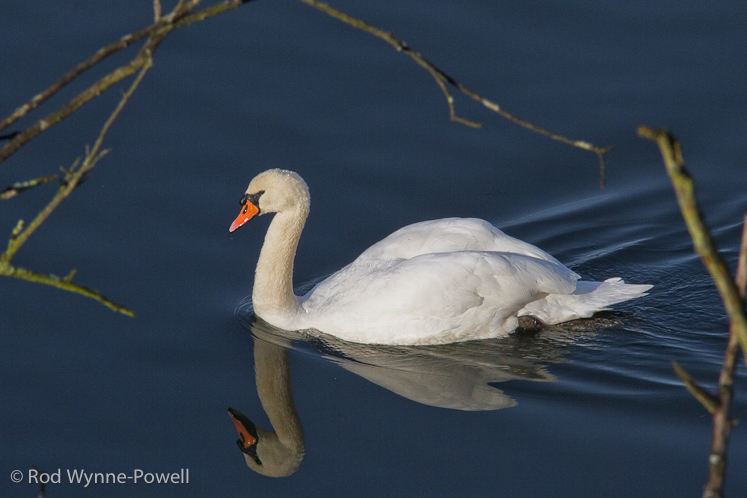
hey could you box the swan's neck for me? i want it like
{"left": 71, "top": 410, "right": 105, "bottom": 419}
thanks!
{"left": 248, "top": 336, "right": 304, "bottom": 477}
{"left": 254, "top": 339, "right": 304, "bottom": 452}
{"left": 252, "top": 206, "right": 307, "bottom": 321}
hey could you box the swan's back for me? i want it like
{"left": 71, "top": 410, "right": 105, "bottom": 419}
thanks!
{"left": 359, "top": 218, "right": 564, "bottom": 266}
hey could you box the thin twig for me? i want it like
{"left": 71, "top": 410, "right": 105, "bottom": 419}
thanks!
{"left": 671, "top": 361, "right": 719, "bottom": 414}
{"left": 0, "top": 0, "right": 256, "bottom": 314}
{"left": 1, "top": 264, "right": 134, "bottom": 317}
{"left": 0, "top": 57, "right": 153, "bottom": 316}
{"left": 0, "top": 0, "right": 252, "bottom": 164}
{"left": 0, "top": 9, "right": 178, "bottom": 135}
{"left": 639, "top": 126, "right": 747, "bottom": 498}
{"left": 638, "top": 126, "right": 747, "bottom": 360}
{"left": 154, "top": 0, "right": 163, "bottom": 22}
{"left": 297, "top": 0, "right": 614, "bottom": 184}
{"left": 702, "top": 219, "right": 746, "bottom": 498}
{"left": 2, "top": 58, "right": 152, "bottom": 263}
{"left": 736, "top": 215, "right": 747, "bottom": 294}
{"left": 0, "top": 175, "right": 57, "bottom": 200}
{"left": 5, "top": 52, "right": 150, "bottom": 254}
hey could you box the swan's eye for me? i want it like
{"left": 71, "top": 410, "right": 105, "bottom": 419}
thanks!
{"left": 240, "top": 190, "right": 265, "bottom": 213}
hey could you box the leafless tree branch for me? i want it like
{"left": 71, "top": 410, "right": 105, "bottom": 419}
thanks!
{"left": 298, "top": 0, "right": 614, "bottom": 186}
{"left": 639, "top": 126, "right": 746, "bottom": 498}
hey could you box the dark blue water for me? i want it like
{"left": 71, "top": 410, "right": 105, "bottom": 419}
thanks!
{"left": 2, "top": 1, "right": 746, "bottom": 496}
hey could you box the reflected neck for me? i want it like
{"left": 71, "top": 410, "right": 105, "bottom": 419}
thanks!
{"left": 246, "top": 336, "right": 304, "bottom": 477}
{"left": 255, "top": 339, "right": 304, "bottom": 451}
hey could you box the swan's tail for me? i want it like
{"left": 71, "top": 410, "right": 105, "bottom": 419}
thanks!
{"left": 518, "top": 277, "right": 652, "bottom": 325}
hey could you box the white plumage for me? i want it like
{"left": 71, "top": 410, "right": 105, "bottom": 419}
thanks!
{"left": 230, "top": 169, "right": 651, "bottom": 345}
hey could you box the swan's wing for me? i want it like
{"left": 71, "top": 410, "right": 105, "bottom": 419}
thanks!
{"left": 357, "top": 218, "right": 562, "bottom": 266}
{"left": 301, "top": 251, "right": 578, "bottom": 343}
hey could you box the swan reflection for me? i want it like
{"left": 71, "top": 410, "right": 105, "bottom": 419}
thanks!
{"left": 229, "top": 314, "right": 609, "bottom": 476}
{"left": 229, "top": 327, "right": 304, "bottom": 477}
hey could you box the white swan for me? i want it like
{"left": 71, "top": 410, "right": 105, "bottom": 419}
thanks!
{"left": 230, "top": 169, "right": 652, "bottom": 345}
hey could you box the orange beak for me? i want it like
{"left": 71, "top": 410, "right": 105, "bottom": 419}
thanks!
{"left": 229, "top": 201, "right": 259, "bottom": 233}
{"left": 228, "top": 408, "right": 258, "bottom": 449}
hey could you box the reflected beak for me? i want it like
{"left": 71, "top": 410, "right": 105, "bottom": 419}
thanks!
{"left": 228, "top": 407, "right": 258, "bottom": 449}
{"left": 229, "top": 201, "right": 259, "bottom": 232}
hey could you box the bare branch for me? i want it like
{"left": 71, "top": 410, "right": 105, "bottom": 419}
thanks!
{"left": 2, "top": 58, "right": 151, "bottom": 263}
{"left": 638, "top": 126, "right": 747, "bottom": 361}
{"left": 0, "top": 55, "right": 153, "bottom": 316}
{"left": 1, "top": 175, "right": 57, "bottom": 200}
{"left": 0, "top": 264, "right": 134, "bottom": 316}
{"left": 0, "top": 0, "right": 259, "bottom": 313}
{"left": 640, "top": 126, "right": 747, "bottom": 498}
{"left": 0, "top": 0, "right": 251, "bottom": 164}
{"left": 297, "top": 0, "right": 614, "bottom": 183}
{"left": 736, "top": 214, "right": 747, "bottom": 297}
{"left": 702, "top": 219, "right": 747, "bottom": 498}
{"left": 154, "top": 0, "right": 162, "bottom": 22}
{"left": 2, "top": 57, "right": 151, "bottom": 261}
{"left": 671, "top": 361, "right": 718, "bottom": 414}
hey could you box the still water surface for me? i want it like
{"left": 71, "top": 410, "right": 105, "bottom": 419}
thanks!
{"left": 1, "top": 1, "right": 746, "bottom": 496}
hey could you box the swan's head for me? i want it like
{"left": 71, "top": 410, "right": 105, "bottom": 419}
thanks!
{"left": 229, "top": 169, "right": 310, "bottom": 232}
{"left": 228, "top": 408, "right": 304, "bottom": 477}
